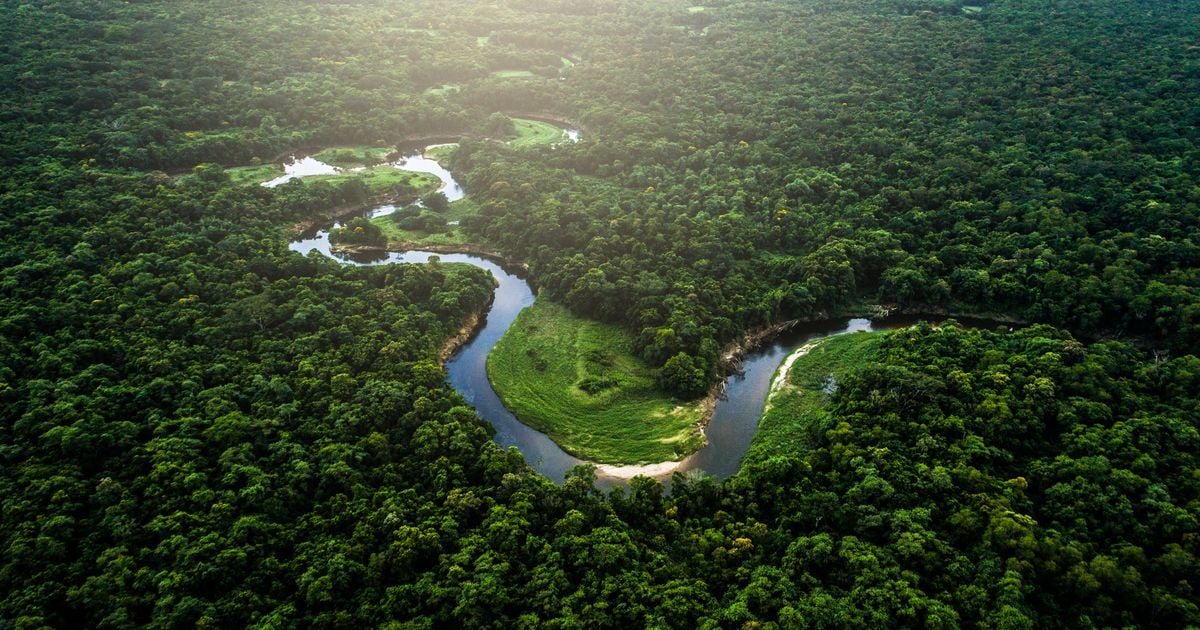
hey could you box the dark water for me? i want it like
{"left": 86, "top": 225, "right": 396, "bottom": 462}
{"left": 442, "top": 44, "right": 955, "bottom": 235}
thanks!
{"left": 673, "top": 318, "right": 876, "bottom": 481}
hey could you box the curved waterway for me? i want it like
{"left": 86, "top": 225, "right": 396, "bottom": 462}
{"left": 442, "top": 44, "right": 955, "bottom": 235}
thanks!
{"left": 288, "top": 149, "right": 464, "bottom": 262}
{"left": 288, "top": 137, "right": 970, "bottom": 489}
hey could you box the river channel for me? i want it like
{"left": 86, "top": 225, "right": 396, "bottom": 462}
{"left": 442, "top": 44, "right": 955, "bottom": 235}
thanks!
{"left": 287, "top": 139, "right": 970, "bottom": 489}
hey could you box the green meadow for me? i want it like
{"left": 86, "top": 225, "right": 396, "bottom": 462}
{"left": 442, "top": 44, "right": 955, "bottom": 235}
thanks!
{"left": 311, "top": 146, "right": 390, "bottom": 166}
{"left": 226, "top": 163, "right": 281, "bottom": 185}
{"left": 491, "top": 69, "right": 537, "bottom": 79}
{"left": 509, "top": 118, "right": 571, "bottom": 147}
{"left": 371, "top": 197, "right": 477, "bottom": 248}
{"left": 424, "top": 143, "right": 458, "bottom": 164}
{"left": 488, "top": 300, "right": 706, "bottom": 464}
{"left": 305, "top": 164, "right": 439, "bottom": 195}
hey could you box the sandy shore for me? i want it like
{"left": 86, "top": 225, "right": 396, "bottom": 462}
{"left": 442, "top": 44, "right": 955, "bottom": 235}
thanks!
{"left": 769, "top": 340, "right": 823, "bottom": 394}
{"left": 761, "top": 339, "right": 828, "bottom": 414}
{"left": 593, "top": 460, "right": 687, "bottom": 479}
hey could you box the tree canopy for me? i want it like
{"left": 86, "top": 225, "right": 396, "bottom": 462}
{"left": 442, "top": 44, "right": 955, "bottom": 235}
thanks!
{"left": 1, "top": 0, "right": 1197, "bottom": 626}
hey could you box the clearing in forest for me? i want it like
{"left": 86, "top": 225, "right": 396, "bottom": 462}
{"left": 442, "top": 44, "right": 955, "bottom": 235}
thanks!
{"left": 509, "top": 118, "right": 573, "bottom": 147}
{"left": 488, "top": 300, "right": 706, "bottom": 464}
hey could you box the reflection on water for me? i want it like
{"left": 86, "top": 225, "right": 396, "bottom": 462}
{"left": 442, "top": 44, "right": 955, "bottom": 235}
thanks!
{"left": 286, "top": 147, "right": 460, "bottom": 262}
{"left": 261, "top": 148, "right": 465, "bottom": 204}
{"left": 263, "top": 156, "right": 341, "bottom": 188}
{"left": 394, "top": 151, "right": 464, "bottom": 201}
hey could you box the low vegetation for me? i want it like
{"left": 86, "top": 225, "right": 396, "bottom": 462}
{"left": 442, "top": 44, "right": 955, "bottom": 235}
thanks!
{"left": 745, "top": 330, "right": 886, "bottom": 466}
{"left": 509, "top": 118, "right": 572, "bottom": 147}
{"left": 305, "top": 164, "right": 440, "bottom": 197}
{"left": 312, "top": 146, "right": 390, "bottom": 167}
{"left": 423, "top": 143, "right": 458, "bottom": 164}
{"left": 488, "top": 300, "right": 705, "bottom": 464}
{"left": 491, "top": 69, "right": 537, "bottom": 79}
{"left": 372, "top": 197, "right": 477, "bottom": 248}
{"left": 226, "top": 163, "right": 282, "bottom": 185}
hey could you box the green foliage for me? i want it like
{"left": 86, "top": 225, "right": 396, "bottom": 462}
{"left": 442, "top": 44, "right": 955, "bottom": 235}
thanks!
{"left": 483, "top": 112, "right": 517, "bottom": 138}
{"left": 373, "top": 198, "right": 478, "bottom": 247}
{"left": 307, "top": 165, "right": 440, "bottom": 199}
{"left": 1, "top": 0, "right": 1199, "bottom": 627}
{"left": 421, "top": 191, "right": 450, "bottom": 213}
{"left": 508, "top": 118, "right": 571, "bottom": 147}
{"left": 227, "top": 163, "right": 283, "bottom": 185}
{"left": 423, "top": 143, "right": 459, "bottom": 165}
{"left": 749, "top": 330, "right": 887, "bottom": 465}
{"left": 658, "top": 352, "right": 708, "bottom": 399}
{"left": 488, "top": 300, "right": 705, "bottom": 464}
{"left": 312, "top": 146, "right": 389, "bottom": 167}
{"left": 329, "top": 216, "right": 386, "bottom": 247}
{"left": 736, "top": 323, "right": 1200, "bottom": 628}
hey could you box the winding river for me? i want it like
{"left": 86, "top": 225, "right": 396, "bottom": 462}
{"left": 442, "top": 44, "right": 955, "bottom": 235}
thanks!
{"left": 288, "top": 149, "right": 464, "bottom": 262}
{"left": 286, "top": 138, "right": 958, "bottom": 489}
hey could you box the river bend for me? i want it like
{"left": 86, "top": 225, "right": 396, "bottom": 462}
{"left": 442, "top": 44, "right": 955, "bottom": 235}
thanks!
{"left": 287, "top": 141, "right": 933, "bottom": 488}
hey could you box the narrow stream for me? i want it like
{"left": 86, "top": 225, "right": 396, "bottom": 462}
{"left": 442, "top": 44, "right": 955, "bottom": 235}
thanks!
{"left": 287, "top": 149, "right": 463, "bottom": 262}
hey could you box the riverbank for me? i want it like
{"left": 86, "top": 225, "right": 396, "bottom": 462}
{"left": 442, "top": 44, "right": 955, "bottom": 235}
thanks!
{"left": 330, "top": 241, "right": 534, "bottom": 281}
{"left": 440, "top": 291, "right": 496, "bottom": 365}
{"left": 743, "top": 330, "right": 886, "bottom": 467}
{"left": 715, "top": 304, "right": 1025, "bottom": 379}
{"left": 288, "top": 192, "right": 424, "bottom": 239}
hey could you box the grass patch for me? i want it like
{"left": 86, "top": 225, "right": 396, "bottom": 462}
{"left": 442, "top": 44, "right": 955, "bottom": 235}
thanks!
{"left": 424, "top": 143, "right": 458, "bottom": 164}
{"left": 227, "top": 164, "right": 281, "bottom": 185}
{"left": 488, "top": 300, "right": 705, "bottom": 464}
{"left": 476, "top": 36, "right": 490, "bottom": 46}
{"left": 374, "top": 218, "right": 471, "bottom": 247}
{"left": 687, "top": 6, "right": 707, "bottom": 13}
{"left": 424, "top": 83, "right": 462, "bottom": 96}
{"left": 307, "top": 166, "right": 440, "bottom": 196}
{"left": 509, "top": 118, "right": 570, "bottom": 147}
{"left": 492, "top": 69, "right": 537, "bottom": 79}
{"left": 371, "top": 197, "right": 478, "bottom": 247}
{"left": 744, "top": 330, "right": 887, "bottom": 467}
{"left": 560, "top": 56, "right": 575, "bottom": 69}
{"left": 312, "top": 146, "right": 391, "bottom": 167}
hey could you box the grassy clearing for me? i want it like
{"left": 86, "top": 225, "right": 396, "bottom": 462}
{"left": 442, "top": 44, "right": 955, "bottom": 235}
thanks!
{"left": 424, "top": 83, "right": 462, "bottom": 96}
{"left": 743, "top": 330, "right": 887, "bottom": 467}
{"left": 307, "top": 166, "right": 440, "bottom": 196}
{"left": 227, "top": 164, "right": 281, "bottom": 185}
{"left": 688, "top": 6, "right": 707, "bottom": 12}
{"left": 312, "top": 146, "right": 390, "bottom": 167}
{"left": 492, "top": 69, "right": 537, "bottom": 79}
{"left": 509, "top": 118, "right": 569, "bottom": 147}
{"left": 371, "top": 197, "right": 477, "bottom": 247}
{"left": 488, "top": 300, "right": 706, "bottom": 464}
{"left": 424, "top": 143, "right": 458, "bottom": 164}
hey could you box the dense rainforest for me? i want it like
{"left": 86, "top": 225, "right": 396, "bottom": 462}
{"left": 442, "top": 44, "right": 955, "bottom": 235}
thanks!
{"left": 1, "top": 0, "right": 1197, "bottom": 627}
